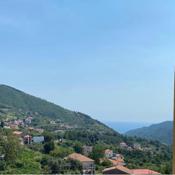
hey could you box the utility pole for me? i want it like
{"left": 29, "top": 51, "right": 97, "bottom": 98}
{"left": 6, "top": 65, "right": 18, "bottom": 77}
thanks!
{"left": 173, "top": 72, "right": 175, "bottom": 174}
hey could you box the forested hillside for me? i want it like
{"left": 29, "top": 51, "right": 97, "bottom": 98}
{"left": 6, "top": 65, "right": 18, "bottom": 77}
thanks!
{"left": 126, "top": 121, "right": 173, "bottom": 145}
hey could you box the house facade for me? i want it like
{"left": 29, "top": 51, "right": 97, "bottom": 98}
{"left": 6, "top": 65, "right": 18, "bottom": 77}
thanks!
{"left": 67, "top": 153, "right": 95, "bottom": 174}
{"left": 82, "top": 145, "right": 93, "bottom": 156}
{"left": 104, "top": 149, "right": 113, "bottom": 158}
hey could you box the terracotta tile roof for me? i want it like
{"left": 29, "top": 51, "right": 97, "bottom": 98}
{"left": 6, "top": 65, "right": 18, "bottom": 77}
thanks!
{"left": 109, "top": 159, "right": 124, "bottom": 165}
{"left": 105, "top": 149, "right": 113, "bottom": 153}
{"left": 68, "top": 153, "right": 94, "bottom": 162}
{"left": 13, "top": 131, "right": 22, "bottom": 135}
{"left": 132, "top": 169, "right": 160, "bottom": 174}
{"left": 103, "top": 165, "right": 132, "bottom": 174}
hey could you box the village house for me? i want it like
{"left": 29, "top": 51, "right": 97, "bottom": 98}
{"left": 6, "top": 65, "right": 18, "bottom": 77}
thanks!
{"left": 131, "top": 169, "right": 160, "bottom": 174}
{"left": 103, "top": 165, "right": 131, "bottom": 174}
{"left": 50, "top": 120, "right": 56, "bottom": 124}
{"left": 25, "top": 117, "right": 33, "bottom": 124}
{"left": 127, "top": 146, "right": 133, "bottom": 151}
{"left": 13, "top": 131, "right": 23, "bottom": 137}
{"left": 133, "top": 143, "right": 142, "bottom": 150}
{"left": 28, "top": 127, "right": 44, "bottom": 134}
{"left": 34, "top": 128, "right": 44, "bottom": 133}
{"left": 120, "top": 142, "right": 128, "bottom": 149}
{"left": 14, "top": 119, "right": 24, "bottom": 126}
{"left": 23, "top": 135, "right": 32, "bottom": 144}
{"left": 4, "top": 126, "right": 10, "bottom": 129}
{"left": 109, "top": 158, "right": 125, "bottom": 166}
{"left": 28, "top": 127, "right": 34, "bottom": 131}
{"left": 9, "top": 124, "right": 18, "bottom": 130}
{"left": 114, "top": 154, "right": 124, "bottom": 160}
{"left": 104, "top": 149, "right": 113, "bottom": 158}
{"left": 33, "top": 136, "right": 44, "bottom": 143}
{"left": 102, "top": 165, "right": 160, "bottom": 175}
{"left": 67, "top": 153, "right": 95, "bottom": 174}
{"left": 82, "top": 145, "right": 93, "bottom": 156}
{"left": 109, "top": 154, "right": 125, "bottom": 166}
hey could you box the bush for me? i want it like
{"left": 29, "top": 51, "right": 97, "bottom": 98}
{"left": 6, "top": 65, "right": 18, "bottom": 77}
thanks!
{"left": 44, "top": 141, "right": 55, "bottom": 154}
{"left": 50, "top": 146, "right": 73, "bottom": 158}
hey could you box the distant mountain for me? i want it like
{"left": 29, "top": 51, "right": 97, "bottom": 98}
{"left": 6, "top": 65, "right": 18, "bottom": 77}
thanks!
{"left": 125, "top": 121, "right": 173, "bottom": 145}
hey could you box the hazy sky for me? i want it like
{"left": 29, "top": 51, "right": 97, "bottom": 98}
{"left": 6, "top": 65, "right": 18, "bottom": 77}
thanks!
{"left": 0, "top": 0, "right": 175, "bottom": 123}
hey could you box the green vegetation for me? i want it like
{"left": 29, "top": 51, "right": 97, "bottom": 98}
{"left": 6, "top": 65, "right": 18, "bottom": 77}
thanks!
{"left": 0, "top": 85, "right": 116, "bottom": 134}
{"left": 0, "top": 127, "right": 172, "bottom": 174}
{"left": 0, "top": 85, "right": 172, "bottom": 174}
{"left": 64, "top": 128, "right": 122, "bottom": 145}
{"left": 0, "top": 128, "right": 41, "bottom": 174}
{"left": 89, "top": 144, "right": 105, "bottom": 163}
{"left": 126, "top": 121, "right": 173, "bottom": 145}
{"left": 117, "top": 147, "right": 172, "bottom": 174}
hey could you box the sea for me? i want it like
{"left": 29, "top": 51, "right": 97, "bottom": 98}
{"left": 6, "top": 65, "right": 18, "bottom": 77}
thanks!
{"left": 103, "top": 121, "right": 151, "bottom": 134}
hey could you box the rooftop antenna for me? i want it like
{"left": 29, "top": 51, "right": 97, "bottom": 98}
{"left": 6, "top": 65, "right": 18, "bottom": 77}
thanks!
{"left": 173, "top": 71, "right": 175, "bottom": 174}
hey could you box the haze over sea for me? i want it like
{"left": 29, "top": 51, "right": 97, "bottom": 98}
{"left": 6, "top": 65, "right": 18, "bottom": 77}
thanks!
{"left": 104, "top": 121, "right": 151, "bottom": 133}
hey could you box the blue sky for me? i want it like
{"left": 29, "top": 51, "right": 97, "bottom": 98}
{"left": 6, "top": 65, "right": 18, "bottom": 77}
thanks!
{"left": 0, "top": 0, "right": 175, "bottom": 123}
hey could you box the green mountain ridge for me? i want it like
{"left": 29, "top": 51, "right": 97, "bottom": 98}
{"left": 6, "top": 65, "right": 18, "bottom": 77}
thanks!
{"left": 0, "top": 84, "right": 122, "bottom": 143}
{"left": 125, "top": 121, "right": 173, "bottom": 145}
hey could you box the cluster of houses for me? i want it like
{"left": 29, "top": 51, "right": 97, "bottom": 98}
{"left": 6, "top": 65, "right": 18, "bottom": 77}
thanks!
{"left": 64, "top": 148, "right": 160, "bottom": 175}
{"left": 0, "top": 117, "right": 159, "bottom": 174}
{"left": 66, "top": 151, "right": 160, "bottom": 175}
{"left": 3, "top": 116, "right": 33, "bottom": 129}
{"left": 119, "top": 142, "right": 151, "bottom": 152}
{"left": 120, "top": 142, "right": 142, "bottom": 151}
{"left": 104, "top": 149, "right": 125, "bottom": 166}
{"left": 1, "top": 116, "right": 45, "bottom": 145}
{"left": 13, "top": 131, "right": 44, "bottom": 145}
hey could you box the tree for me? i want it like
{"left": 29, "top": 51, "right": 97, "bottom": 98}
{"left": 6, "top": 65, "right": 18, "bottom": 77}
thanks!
{"left": 0, "top": 121, "right": 4, "bottom": 128}
{"left": 73, "top": 142, "right": 83, "bottom": 154}
{"left": 161, "top": 162, "right": 172, "bottom": 174}
{"left": 48, "top": 159, "right": 62, "bottom": 174}
{"left": 43, "top": 132, "right": 54, "bottom": 143}
{"left": 43, "top": 141, "right": 55, "bottom": 154}
{"left": 68, "top": 159, "right": 82, "bottom": 172}
{"left": 0, "top": 160, "right": 6, "bottom": 170}
{"left": 4, "top": 135, "right": 20, "bottom": 163}
{"left": 90, "top": 144, "right": 105, "bottom": 164}
{"left": 50, "top": 146, "right": 73, "bottom": 158}
{"left": 101, "top": 159, "right": 112, "bottom": 167}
